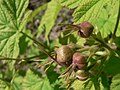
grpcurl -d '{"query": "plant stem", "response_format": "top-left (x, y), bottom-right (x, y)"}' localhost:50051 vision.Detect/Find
top-left (58, 24), bottom-right (80, 31)
top-left (21, 31), bottom-right (46, 48)
top-left (112, 3), bottom-right (120, 39)
top-left (59, 64), bottom-right (73, 78)
top-left (77, 45), bottom-right (98, 52)
top-left (20, 31), bottom-right (59, 64)
top-left (0, 55), bottom-right (41, 61)
top-left (44, 61), bottom-right (54, 73)
top-left (92, 35), bottom-right (120, 58)
top-left (96, 55), bottom-right (110, 77)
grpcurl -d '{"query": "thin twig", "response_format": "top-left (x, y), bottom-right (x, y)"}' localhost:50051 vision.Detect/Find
top-left (44, 61), bottom-right (54, 73)
top-left (37, 60), bottom-right (51, 69)
top-left (96, 55), bottom-right (110, 77)
top-left (20, 31), bottom-right (59, 64)
top-left (21, 31), bottom-right (46, 48)
top-left (0, 55), bottom-right (41, 61)
top-left (58, 24), bottom-right (80, 30)
top-left (92, 35), bottom-right (120, 58)
top-left (59, 64), bottom-right (73, 78)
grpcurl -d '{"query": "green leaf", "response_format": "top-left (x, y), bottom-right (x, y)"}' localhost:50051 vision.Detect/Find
top-left (59, 0), bottom-right (81, 9)
top-left (46, 66), bottom-right (59, 84)
top-left (95, 0), bottom-right (119, 38)
top-left (13, 76), bottom-right (24, 90)
top-left (59, 36), bottom-right (69, 45)
top-left (37, 0), bottom-right (61, 40)
top-left (71, 79), bottom-right (84, 90)
top-left (0, 0), bottom-right (29, 58)
top-left (92, 78), bottom-right (101, 90)
top-left (72, 79), bottom-right (95, 90)
top-left (76, 36), bottom-right (86, 46)
top-left (0, 80), bottom-right (6, 90)
top-left (114, 37), bottom-right (120, 48)
top-left (69, 34), bottom-right (77, 43)
top-left (100, 74), bottom-right (110, 90)
top-left (2, 0), bottom-right (29, 24)
top-left (104, 55), bottom-right (120, 76)
top-left (22, 69), bottom-right (53, 90)
top-left (28, 3), bottom-right (47, 22)
top-left (73, 0), bottom-right (100, 23)
top-left (19, 33), bottom-right (28, 54)
top-left (0, 33), bottom-right (19, 58)
top-left (110, 73), bottom-right (120, 90)
top-left (0, 0), bottom-right (30, 82)
top-left (19, 10), bottom-right (32, 31)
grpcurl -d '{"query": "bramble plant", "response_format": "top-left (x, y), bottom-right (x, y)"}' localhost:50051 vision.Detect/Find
top-left (0, 0), bottom-right (120, 90)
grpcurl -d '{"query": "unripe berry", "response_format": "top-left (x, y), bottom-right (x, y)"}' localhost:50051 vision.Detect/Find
top-left (76, 70), bottom-right (89, 81)
top-left (56, 45), bottom-right (73, 66)
top-left (78, 21), bottom-right (94, 38)
top-left (72, 52), bottom-right (87, 70)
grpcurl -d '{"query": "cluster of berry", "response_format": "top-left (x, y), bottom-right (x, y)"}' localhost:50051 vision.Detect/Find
top-left (55, 21), bottom-right (94, 81)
